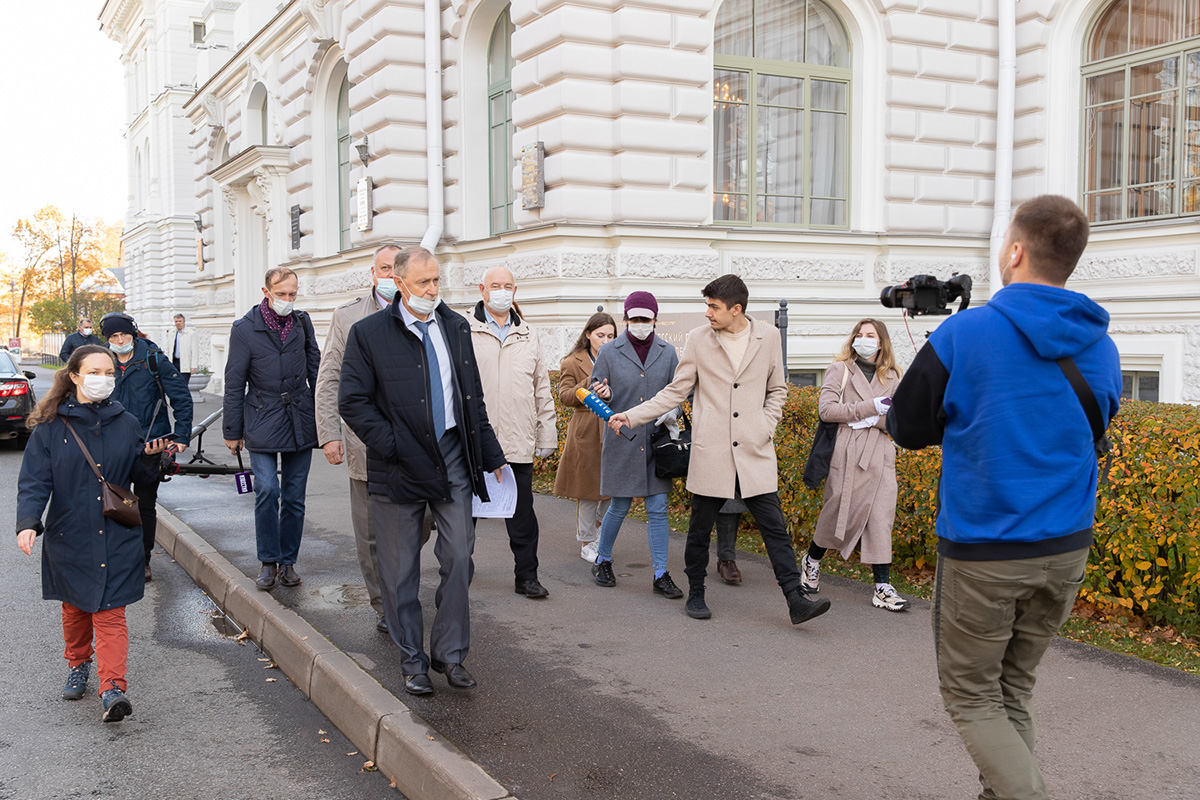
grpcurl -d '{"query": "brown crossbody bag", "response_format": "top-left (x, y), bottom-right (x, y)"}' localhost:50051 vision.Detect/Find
top-left (61, 418), bottom-right (142, 528)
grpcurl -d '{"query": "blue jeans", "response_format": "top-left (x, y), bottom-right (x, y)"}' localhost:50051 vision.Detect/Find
top-left (249, 449), bottom-right (313, 565)
top-left (597, 494), bottom-right (669, 574)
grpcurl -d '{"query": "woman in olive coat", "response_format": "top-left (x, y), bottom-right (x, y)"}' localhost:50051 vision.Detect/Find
top-left (17, 345), bottom-right (169, 723)
top-left (553, 313), bottom-right (616, 560)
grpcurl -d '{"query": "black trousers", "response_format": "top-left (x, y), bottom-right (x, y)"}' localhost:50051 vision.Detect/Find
top-left (685, 490), bottom-right (802, 595)
top-left (503, 462), bottom-right (540, 582)
top-left (134, 479), bottom-right (161, 565)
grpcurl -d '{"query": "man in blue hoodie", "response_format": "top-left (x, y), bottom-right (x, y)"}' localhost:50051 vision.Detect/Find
top-left (888, 195), bottom-right (1121, 800)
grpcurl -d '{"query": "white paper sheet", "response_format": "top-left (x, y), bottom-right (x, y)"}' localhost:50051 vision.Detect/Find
top-left (471, 465), bottom-right (517, 519)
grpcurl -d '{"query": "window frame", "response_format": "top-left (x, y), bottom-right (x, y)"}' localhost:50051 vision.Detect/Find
top-left (1080, 6), bottom-right (1200, 225)
top-left (336, 76), bottom-right (352, 251)
top-left (1121, 369), bottom-right (1161, 402)
top-left (712, 0), bottom-right (852, 231)
top-left (487, 10), bottom-right (516, 236)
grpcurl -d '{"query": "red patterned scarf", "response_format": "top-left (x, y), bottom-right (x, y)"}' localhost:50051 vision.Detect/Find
top-left (260, 297), bottom-right (295, 343)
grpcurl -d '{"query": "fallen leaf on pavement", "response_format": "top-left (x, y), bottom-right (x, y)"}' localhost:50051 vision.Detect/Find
top-left (362, 761), bottom-right (377, 772)
top-left (345, 751), bottom-right (358, 756)
top-left (320, 738), bottom-right (330, 743)
top-left (235, 631), bottom-right (249, 642)
top-left (426, 735), bottom-right (434, 741)
top-left (318, 729), bottom-right (326, 734)
top-left (264, 662), bottom-right (277, 670)
top-left (265, 678), bottom-right (277, 683)
top-left (389, 778), bottom-right (397, 789)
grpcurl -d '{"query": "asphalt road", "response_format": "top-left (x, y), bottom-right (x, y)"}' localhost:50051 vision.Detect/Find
top-left (157, 432), bottom-right (1200, 800)
top-left (0, 367), bottom-right (400, 800)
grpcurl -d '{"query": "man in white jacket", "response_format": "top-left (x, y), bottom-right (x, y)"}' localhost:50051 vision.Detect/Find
top-left (468, 266), bottom-right (557, 599)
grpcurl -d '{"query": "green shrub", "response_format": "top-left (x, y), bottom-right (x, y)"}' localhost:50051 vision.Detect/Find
top-left (536, 375), bottom-right (1200, 634)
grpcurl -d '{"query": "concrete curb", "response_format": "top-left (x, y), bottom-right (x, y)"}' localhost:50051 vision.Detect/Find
top-left (155, 507), bottom-right (515, 800)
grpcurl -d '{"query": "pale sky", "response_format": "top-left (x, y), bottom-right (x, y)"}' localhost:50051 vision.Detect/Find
top-left (0, 1), bottom-right (126, 258)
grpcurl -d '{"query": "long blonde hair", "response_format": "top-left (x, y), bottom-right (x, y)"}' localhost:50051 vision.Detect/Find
top-left (27, 345), bottom-right (116, 428)
top-left (835, 318), bottom-right (901, 385)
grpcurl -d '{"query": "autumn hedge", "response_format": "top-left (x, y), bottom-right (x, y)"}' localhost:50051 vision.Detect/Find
top-left (535, 376), bottom-right (1200, 634)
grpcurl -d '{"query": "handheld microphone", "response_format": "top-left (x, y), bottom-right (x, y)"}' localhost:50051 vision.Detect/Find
top-left (576, 387), bottom-right (636, 441)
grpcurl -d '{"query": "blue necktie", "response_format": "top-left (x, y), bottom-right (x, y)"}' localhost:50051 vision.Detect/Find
top-left (414, 320), bottom-right (446, 440)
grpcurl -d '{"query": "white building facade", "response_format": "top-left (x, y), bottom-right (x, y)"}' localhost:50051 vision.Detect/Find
top-left (102, 0), bottom-right (1200, 403)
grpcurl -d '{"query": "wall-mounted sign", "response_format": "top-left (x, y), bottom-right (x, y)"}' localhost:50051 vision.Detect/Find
top-left (290, 204), bottom-right (302, 250)
top-left (356, 177), bottom-right (373, 232)
top-left (521, 142), bottom-right (545, 210)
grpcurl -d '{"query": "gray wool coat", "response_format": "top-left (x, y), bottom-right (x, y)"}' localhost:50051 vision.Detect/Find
top-left (590, 333), bottom-right (679, 498)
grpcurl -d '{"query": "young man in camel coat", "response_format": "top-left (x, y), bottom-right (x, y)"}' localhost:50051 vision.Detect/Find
top-left (609, 274), bottom-right (831, 625)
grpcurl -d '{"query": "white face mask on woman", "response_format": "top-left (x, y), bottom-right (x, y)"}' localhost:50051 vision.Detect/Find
top-left (77, 374), bottom-right (115, 402)
top-left (853, 336), bottom-right (879, 360)
top-left (627, 323), bottom-right (654, 341)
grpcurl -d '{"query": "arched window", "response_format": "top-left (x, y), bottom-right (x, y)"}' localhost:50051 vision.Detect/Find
top-left (713, 0), bottom-right (850, 228)
top-left (488, 9), bottom-right (516, 235)
top-left (247, 82), bottom-right (269, 146)
top-left (336, 75), bottom-right (352, 250)
top-left (1083, 0), bottom-right (1200, 223)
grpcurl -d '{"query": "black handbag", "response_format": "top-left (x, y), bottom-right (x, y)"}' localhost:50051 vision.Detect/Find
top-left (802, 366), bottom-right (850, 490)
top-left (650, 410), bottom-right (691, 479)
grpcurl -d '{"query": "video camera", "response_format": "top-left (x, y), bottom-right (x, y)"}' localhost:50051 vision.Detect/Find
top-left (880, 274), bottom-right (973, 317)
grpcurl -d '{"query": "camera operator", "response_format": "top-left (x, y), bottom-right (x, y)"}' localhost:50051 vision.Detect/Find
top-left (887, 195), bottom-right (1121, 800)
top-left (102, 312), bottom-right (194, 582)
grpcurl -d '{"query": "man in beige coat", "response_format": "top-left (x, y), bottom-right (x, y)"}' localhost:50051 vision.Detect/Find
top-left (315, 243), bottom-right (407, 632)
top-left (610, 274), bottom-right (830, 624)
top-left (468, 266), bottom-right (557, 598)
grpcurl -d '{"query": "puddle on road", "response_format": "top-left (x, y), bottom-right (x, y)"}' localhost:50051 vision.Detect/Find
top-left (211, 615), bottom-right (241, 636)
top-left (317, 584), bottom-right (372, 607)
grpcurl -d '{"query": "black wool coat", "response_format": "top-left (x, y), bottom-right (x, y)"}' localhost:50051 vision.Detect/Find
top-left (222, 305), bottom-right (320, 453)
top-left (16, 399), bottom-right (160, 613)
top-left (112, 338), bottom-right (194, 443)
top-left (338, 297), bottom-right (507, 504)
top-left (60, 332), bottom-right (103, 363)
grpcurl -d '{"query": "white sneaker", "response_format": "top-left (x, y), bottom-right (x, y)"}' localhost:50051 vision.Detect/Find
top-left (801, 554), bottom-right (821, 593)
top-left (872, 583), bottom-right (910, 612)
top-left (580, 541), bottom-right (599, 563)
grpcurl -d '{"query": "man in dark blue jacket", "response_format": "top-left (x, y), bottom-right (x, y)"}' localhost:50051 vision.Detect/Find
top-left (888, 195), bottom-right (1122, 800)
top-left (60, 317), bottom-right (102, 363)
top-left (339, 246), bottom-right (506, 696)
top-left (103, 312), bottom-right (194, 581)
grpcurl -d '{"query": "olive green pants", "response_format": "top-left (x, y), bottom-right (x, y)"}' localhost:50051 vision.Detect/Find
top-left (932, 547), bottom-right (1089, 800)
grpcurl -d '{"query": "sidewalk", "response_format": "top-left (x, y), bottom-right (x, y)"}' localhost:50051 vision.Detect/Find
top-left (156, 455), bottom-right (1200, 800)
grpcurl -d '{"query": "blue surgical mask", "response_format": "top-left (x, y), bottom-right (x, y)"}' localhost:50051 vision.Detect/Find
top-left (377, 278), bottom-right (398, 302)
top-left (110, 341), bottom-right (134, 355)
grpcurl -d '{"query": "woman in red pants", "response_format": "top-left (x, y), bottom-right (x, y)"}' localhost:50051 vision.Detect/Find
top-left (16, 345), bottom-right (169, 722)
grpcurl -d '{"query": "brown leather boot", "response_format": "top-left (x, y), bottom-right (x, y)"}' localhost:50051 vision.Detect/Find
top-left (717, 560), bottom-right (742, 585)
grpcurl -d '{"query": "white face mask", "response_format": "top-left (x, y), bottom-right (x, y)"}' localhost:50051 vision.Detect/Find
top-left (270, 298), bottom-right (295, 316)
top-left (109, 341), bottom-right (134, 355)
top-left (627, 323), bottom-right (654, 341)
top-left (77, 374), bottom-right (115, 402)
top-left (81, 327), bottom-right (93, 336)
top-left (376, 278), bottom-right (398, 302)
top-left (402, 279), bottom-right (440, 316)
top-left (485, 289), bottom-right (514, 314)
top-left (853, 336), bottom-right (879, 360)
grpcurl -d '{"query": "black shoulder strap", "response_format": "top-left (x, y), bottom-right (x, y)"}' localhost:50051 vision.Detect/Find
top-left (1055, 357), bottom-right (1105, 444)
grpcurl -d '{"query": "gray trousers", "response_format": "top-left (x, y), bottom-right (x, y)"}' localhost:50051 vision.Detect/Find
top-left (932, 547), bottom-right (1089, 800)
top-left (351, 477), bottom-right (434, 616)
top-left (373, 429), bottom-right (475, 676)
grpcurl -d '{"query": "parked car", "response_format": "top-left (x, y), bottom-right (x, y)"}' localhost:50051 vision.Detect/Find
top-left (0, 351), bottom-right (38, 446)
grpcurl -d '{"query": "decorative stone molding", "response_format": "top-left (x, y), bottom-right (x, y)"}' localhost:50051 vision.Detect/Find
top-left (1074, 251), bottom-right (1197, 281)
top-left (873, 258), bottom-right (990, 286)
top-left (620, 253), bottom-right (720, 280)
top-left (561, 253), bottom-right (616, 279)
top-left (1109, 323), bottom-right (1200, 402)
top-left (506, 254), bottom-right (561, 280)
top-left (733, 257), bottom-right (862, 282)
top-left (212, 289), bottom-right (237, 307)
top-left (221, 185), bottom-right (239, 259)
top-left (300, 269), bottom-right (372, 297)
top-left (299, 0), bottom-right (333, 42)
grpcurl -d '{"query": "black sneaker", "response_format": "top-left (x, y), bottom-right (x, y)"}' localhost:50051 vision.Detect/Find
top-left (652, 572), bottom-right (683, 599)
top-left (685, 586), bottom-right (712, 619)
top-left (592, 560), bottom-right (616, 587)
top-left (62, 663), bottom-right (90, 701)
top-left (786, 587), bottom-right (831, 625)
top-left (101, 685), bottom-right (132, 723)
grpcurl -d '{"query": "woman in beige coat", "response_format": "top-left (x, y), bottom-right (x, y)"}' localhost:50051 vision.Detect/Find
top-left (552, 313), bottom-right (616, 561)
top-left (803, 319), bottom-right (909, 611)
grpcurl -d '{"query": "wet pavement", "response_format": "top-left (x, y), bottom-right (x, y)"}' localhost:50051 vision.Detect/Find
top-left (154, 442), bottom-right (1200, 800)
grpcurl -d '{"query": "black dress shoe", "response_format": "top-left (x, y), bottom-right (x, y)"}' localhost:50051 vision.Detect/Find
top-left (404, 673), bottom-right (433, 695)
top-left (514, 578), bottom-right (549, 598)
top-left (278, 564), bottom-right (301, 587)
top-left (592, 560), bottom-right (616, 587)
top-left (255, 563), bottom-right (278, 591)
top-left (431, 659), bottom-right (477, 689)
top-left (376, 615), bottom-right (389, 634)
top-left (144, 563), bottom-right (152, 582)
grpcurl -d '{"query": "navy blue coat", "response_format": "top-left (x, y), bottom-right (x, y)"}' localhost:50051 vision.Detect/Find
top-left (16, 399), bottom-right (160, 613)
top-left (112, 338), bottom-right (194, 443)
top-left (223, 305), bottom-right (320, 453)
top-left (60, 332), bottom-right (103, 363)
top-left (338, 297), bottom-right (506, 504)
